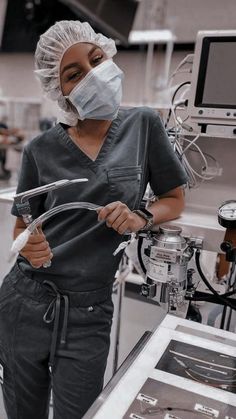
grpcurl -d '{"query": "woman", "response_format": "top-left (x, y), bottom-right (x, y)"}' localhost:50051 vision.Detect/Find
top-left (0, 20), bottom-right (187, 419)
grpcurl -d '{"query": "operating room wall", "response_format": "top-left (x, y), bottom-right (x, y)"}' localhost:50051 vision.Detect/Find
top-left (134, 0), bottom-right (236, 42)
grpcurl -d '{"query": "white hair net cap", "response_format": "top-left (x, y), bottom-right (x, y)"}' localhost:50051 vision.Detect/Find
top-left (35, 20), bottom-right (117, 124)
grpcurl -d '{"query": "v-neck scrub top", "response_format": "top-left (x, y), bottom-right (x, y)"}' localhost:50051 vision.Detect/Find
top-left (11, 106), bottom-right (187, 291)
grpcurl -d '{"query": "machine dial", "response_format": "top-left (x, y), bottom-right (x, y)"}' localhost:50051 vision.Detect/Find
top-left (218, 200), bottom-right (236, 229)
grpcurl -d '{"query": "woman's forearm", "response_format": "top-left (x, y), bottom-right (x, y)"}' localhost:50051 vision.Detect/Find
top-left (148, 190), bottom-right (185, 225)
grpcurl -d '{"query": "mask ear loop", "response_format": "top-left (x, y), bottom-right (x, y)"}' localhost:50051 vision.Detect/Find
top-left (58, 42), bottom-right (85, 116)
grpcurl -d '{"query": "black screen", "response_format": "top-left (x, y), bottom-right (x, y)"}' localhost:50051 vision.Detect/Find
top-left (61, 0), bottom-right (139, 44)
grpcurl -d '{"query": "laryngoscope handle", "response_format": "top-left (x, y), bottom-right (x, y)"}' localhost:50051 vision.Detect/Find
top-left (22, 214), bottom-right (52, 269)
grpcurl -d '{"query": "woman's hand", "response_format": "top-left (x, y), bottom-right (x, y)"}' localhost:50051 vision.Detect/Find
top-left (14, 218), bottom-right (53, 268)
top-left (20, 227), bottom-right (53, 268)
top-left (97, 201), bottom-right (146, 234)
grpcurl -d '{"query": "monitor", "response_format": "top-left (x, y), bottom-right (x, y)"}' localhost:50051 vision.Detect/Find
top-left (60, 0), bottom-right (139, 45)
top-left (187, 30), bottom-right (236, 127)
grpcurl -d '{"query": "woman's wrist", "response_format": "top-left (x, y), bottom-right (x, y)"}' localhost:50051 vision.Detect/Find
top-left (132, 213), bottom-right (147, 231)
top-left (132, 209), bottom-right (154, 231)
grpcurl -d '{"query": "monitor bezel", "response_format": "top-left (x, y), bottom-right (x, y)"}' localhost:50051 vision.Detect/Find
top-left (195, 36), bottom-right (236, 109)
top-left (187, 30), bottom-right (236, 125)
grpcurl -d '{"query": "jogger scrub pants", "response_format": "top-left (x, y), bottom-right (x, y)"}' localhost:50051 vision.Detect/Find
top-left (0, 263), bottom-right (113, 419)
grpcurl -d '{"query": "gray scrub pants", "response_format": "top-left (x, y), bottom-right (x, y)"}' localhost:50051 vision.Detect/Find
top-left (0, 263), bottom-right (113, 419)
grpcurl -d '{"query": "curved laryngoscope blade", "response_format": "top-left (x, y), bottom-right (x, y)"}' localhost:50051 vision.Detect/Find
top-left (12, 179), bottom-right (89, 268)
top-left (11, 202), bottom-right (102, 260)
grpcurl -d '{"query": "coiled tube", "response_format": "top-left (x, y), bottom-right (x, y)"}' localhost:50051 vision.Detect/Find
top-left (11, 201), bottom-right (102, 255)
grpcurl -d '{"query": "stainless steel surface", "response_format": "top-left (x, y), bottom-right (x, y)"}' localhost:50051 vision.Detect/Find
top-left (154, 224), bottom-right (186, 249)
top-left (82, 315), bottom-right (236, 419)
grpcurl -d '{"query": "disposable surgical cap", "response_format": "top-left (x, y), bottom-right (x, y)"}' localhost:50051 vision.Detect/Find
top-left (35, 20), bottom-right (117, 116)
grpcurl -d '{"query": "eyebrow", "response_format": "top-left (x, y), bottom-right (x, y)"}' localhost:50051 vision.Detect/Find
top-left (61, 46), bottom-right (102, 76)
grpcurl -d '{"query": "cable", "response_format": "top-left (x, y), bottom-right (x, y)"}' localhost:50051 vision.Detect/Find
top-left (167, 87), bottom-right (222, 188)
top-left (180, 137), bottom-right (214, 180)
top-left (226, 263), bottom-right (236, 330)
top-left (171, 81), bottom-right (191, 106)
top-left (165, 81), bottom-right (191, 128)
top-left (165, 55), bottom-right (222, 190)
top-left (220, 305), bottom-right (228, 329)
top-left (175, 140), bottom-right (206, 187)
top-left (195, 249), bottom-right (236, 310)
top-left (183, 146), bottom-right (222, 177)
top-left (137, 236), bottom-right (147, 275)
top-left (174, 131), bottom-right (222, 187)
top-left (221, 262), bottom-right (236, 329)
top-left (165, 89), bottom-right (221, 187)
top-left (168, 53), bottom-right (194, 84)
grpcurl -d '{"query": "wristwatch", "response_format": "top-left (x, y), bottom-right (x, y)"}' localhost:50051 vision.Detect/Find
top-left (133, 208), bottom-right (154, 231)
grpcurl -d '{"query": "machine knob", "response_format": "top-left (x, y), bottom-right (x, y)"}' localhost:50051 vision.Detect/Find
top-left (140, 282), bottom-right (156, 298)
top-left (220, 241), bottom-right (236, 262)
top-left (220, 241), bottom-right (232, 253)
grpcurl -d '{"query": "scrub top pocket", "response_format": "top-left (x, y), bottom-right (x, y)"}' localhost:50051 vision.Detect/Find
top-left (107, 166), bottom-right (142, 209)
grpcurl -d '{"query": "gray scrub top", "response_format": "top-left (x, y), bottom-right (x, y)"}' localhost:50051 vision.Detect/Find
top-left (11, 106), bottom-right (187, 291)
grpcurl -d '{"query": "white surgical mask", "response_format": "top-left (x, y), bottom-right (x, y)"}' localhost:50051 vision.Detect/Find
top-left (65, 59), bottom-right (124, 121)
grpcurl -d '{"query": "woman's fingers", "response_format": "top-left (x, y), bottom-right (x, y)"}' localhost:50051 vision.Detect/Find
top-left (19, 229), bottom-right (53, 268)
top-left (29, 252), bottom-right (53, 269)
top-left (98, 201), bottom-right (145, 234)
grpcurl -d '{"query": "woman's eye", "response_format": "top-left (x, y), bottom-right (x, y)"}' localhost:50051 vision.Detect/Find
top-left (92, 55), bottom-right (103, 65)
top-left (67, 71), bottom-right (81, 81)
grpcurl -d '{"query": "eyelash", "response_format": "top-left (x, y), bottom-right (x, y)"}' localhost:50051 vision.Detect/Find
top-left (67, 72), bottom-right (81, 81)
top-left (92, 54), bottom-right (103, 64)
top-left (67, 55), bottom-right (103, 81)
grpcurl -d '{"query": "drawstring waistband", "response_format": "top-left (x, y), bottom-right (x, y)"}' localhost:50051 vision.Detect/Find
top-left (42, 280), bottom-right (69, 373)
top-left (11, 263), bottom-right (113, 373)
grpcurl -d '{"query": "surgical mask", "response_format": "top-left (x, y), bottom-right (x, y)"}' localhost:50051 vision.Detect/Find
top-left (65, 59), bottom-right (124, 121)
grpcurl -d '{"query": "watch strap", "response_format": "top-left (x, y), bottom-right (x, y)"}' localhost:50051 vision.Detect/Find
top-left (133, 209), bottom-right (154, 231)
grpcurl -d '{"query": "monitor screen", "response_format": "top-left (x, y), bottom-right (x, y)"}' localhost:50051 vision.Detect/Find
top-left (195, 37), bottom-right (236, 109)
top-left (187, 31), bottom-right (236, 130)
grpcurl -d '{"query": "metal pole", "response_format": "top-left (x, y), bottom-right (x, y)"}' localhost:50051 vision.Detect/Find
top-left (144, 41), bottom-right (154, 103)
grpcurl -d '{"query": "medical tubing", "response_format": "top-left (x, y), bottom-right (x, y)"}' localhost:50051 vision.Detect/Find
top-left (27, 202), bottom-right (102, 233)
top-left (220, 305), bottom-right (227, 329)
top-left (220, 263), bottom-right (236, 329)
top-left (11, 202), bottom-right (102, 254)
top-left (137, 236), bottom-right (147, 275)
top-left (165, 81), bottom-right (191, 128)
top-left (195, 249), bottom-right (236, 310)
